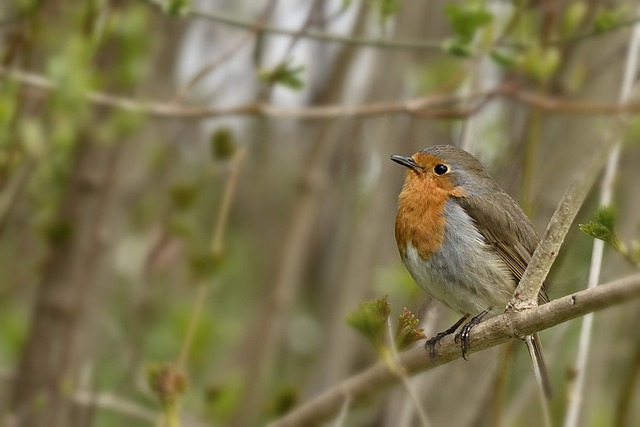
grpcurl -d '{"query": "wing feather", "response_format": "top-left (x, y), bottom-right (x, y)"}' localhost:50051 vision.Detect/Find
top-left (456, 192), bottom-right (549, 303)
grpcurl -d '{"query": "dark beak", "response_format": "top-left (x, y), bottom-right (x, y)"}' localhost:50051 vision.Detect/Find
top-left (390, 155), bottom-right (422, 171)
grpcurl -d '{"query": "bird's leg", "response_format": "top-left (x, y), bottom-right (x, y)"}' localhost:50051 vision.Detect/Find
top-left (424, 314), bottom-right (469, 362)
top-left (455, 308), bottom-right (491, 360)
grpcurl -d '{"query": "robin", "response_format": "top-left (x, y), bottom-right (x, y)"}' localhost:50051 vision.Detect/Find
top-left (391, 144), bottom-right (551, 396)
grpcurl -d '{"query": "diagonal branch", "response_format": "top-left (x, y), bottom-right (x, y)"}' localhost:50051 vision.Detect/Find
top-left (508, 136), bottom-right (616, 310)
top-left (268, 273), bottom-right (640, 427)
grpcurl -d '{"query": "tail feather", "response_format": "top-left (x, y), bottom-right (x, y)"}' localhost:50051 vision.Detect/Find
top-left (526, 333), bottom-right (552, 398)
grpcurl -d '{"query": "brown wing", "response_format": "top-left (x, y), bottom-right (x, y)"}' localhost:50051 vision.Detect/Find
top-left (456, 193), bottom-right (549, 303)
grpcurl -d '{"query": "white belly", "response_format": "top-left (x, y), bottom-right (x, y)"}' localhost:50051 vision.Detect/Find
top-left (400, 201), bottom-right (515, 316)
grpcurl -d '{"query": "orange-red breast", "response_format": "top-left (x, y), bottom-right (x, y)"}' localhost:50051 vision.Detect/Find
top-left (391, 144), bottom-right (551, 396)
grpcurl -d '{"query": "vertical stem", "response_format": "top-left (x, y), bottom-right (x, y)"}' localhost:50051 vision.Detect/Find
top-left (614, 332), bottom-right (640, 427)
top-left (524, 336), bottom-right (552, 427)
top-left (175, 283), bottom-right (209, 372)
top-left (563, 12), bottom-right (640, 427)
top-left (176, 147), bottom-right (246, 371)
top-left (332, 396), bottom-right (352, 427)
top-left (164, 402), bottom-right (180, 427)
top-left (386, 318), bottom-right (432, 427)
top-left (491, 342), bottom-right (515, 427)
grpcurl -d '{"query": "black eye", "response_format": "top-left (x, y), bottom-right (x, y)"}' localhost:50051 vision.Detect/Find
top-left (434, 164), bottom-right (448, 175)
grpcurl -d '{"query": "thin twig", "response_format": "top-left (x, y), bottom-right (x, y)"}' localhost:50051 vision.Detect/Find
top-left (9, 67), bottom-right (640, 119)
top-left (504, 323), bottom-right (571, 425)
top-left (613, 328), bottom-right (640, 427)
top-left (332, 395), bottom-right (351, 427)
top-left (175, 283), bottom-right (208, 372)
top-left (140, 0), bottom-right (640, 52)
top-left (268, 273), bottom-right (640, 427)
top-left (210, 147), bottom-right (246, 258)
top-left (172, 2), bottom-right (277, 103)
top-left (545, 17), bottom-right (640, 47)
top-left (386, 318), bottom-right (431, 427)
top-left (73, 390), bottom-right (157, 423)
top-left (141, 0), bottom-right (442, 51)
top-left (563, 10), bottom-right (640, 427)
top-left (176, 147), bottom-right (246, 371)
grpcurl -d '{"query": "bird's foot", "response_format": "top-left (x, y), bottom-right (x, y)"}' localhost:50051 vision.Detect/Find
top-left (454, 309), bottom-right (490, 360)
top-left (424, 315), bottom-right (468, 363)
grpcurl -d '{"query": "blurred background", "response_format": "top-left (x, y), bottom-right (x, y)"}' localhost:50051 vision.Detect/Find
top-left (1, 0), bottom-right (640, 426)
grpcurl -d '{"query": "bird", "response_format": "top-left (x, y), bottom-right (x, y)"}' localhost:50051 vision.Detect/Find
top-left (391, 144), bottom-right (551, 396)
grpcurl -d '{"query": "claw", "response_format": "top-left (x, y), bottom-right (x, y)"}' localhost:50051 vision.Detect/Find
top-left (424, 315), bottom-right (468, 363)
top-left (425, 331), bottom-right (448, 363)
top-left (455, 309), bottom-right (490, 360)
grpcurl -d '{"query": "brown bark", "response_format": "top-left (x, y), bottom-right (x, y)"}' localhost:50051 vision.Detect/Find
top-left (10, 139), bottom-right (121, 427)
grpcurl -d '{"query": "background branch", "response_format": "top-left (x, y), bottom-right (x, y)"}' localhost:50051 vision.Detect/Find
top-left (269, 273), bottom-right (640, 427)
top-left (140, 0), bottom-right (640, 51)
top-left (7, 67), bottom-right (640, 120)
top-left (141, 0), bottom-right (442, 51)
top-left (563, 10), bottom-right (640, 427)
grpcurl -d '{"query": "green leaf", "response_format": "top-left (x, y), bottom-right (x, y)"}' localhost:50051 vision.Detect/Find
top-left (593, 6), bottom-right (629, 34)
top-left (490, 49), bottom-right (519, 68)
top-left (166, 0), bottom-right (190, 16)
top-left (562, 2), bottom-right (588, 37)
top-left (521, 45), bottom-right (560, 82)
top-left (43, 219), bottom-right (74, 245)
top-left (266, 386), bottom-right (299, 417)
top-left (444, 4), bottom-right (492, 44)
top-left (579, 206), bottom-right (622, 250)
top-left (204, 379), bottom-right (244, 421)
top-left (188, 248), bottom-right (225, 279)
top-left (341, 0), bottom-right (354, 10)
top-left (259, 60), bottom-right (305, 91)
top-left (375, 0), bottom-right (402, 22)
top-left (442, 38), bottom-right (474, 58)
top-left (210, 127), bottom-right (236, 160)
top-left (346, 295), bottom-right (391, 353)
top-left (170, 184), bottom-right (199, 211)
top-left (395, 307), bottom-right (426, 350)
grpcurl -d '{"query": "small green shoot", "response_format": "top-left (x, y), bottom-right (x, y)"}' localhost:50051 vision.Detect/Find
top-left (259, 60), bottom-right (305, 91)
top-left (395, 307), bottom-right (427, 350)
top-left (347, 295), bottom-right (391, 355)
top-left (580, 206), bottom-right (640, 268)
top-left (579, 206), bottom-right (622, 251)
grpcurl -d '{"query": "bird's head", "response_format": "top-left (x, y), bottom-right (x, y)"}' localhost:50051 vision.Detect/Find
top-left (391, 145), bottom-right (494, 200)
top-left (391, 145), bottom-right (488, 202)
